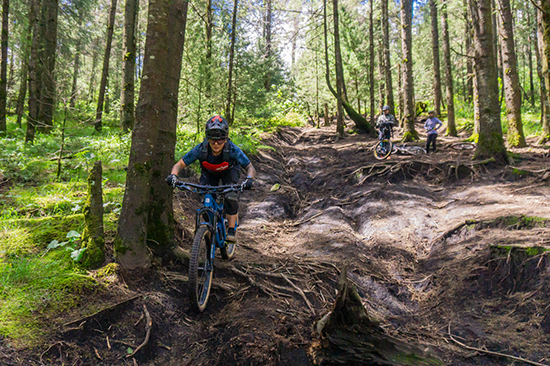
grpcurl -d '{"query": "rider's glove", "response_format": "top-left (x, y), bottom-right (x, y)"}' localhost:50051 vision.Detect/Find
top-left (165, 174), bottom-right (178, 188)
top-left (242, 177), bottom-right (254, 190)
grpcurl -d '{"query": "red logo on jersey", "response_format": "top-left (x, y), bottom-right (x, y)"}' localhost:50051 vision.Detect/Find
top-left (202, 161), bottom-right (229, 172)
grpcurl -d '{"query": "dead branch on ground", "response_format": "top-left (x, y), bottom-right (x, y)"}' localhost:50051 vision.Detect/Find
top-left (127, 305), bottom-right (152, 358)
top-left (62, 295), bottom-right (140, 329)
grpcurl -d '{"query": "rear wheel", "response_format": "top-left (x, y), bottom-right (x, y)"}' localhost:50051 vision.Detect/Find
top-left (374, 139), bottom-right (393, 160)
top-left (403, 146), bottom-right (426, 155)
top-left (189, 225), bottom-right (213, 312)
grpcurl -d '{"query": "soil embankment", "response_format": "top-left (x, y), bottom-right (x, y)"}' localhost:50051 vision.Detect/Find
top-left (2, 124), bottom-right (549, 365)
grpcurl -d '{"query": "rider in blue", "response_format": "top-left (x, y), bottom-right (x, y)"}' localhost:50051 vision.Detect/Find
top-left (166, 115), bottom-right (257, 243)
top-left (424, 110), bottom-right (443, 153)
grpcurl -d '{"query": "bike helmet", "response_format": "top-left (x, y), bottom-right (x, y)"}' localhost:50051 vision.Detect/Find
top-left (428, 110), bottom-right (435, 114)
top-left (205, 115), bottom-right (229, 139)
top-left (382, 105), bottom-right (390, 111)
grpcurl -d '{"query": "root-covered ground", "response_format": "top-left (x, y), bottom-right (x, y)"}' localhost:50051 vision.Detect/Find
top-left (1, 122), bottom-right (549, 365)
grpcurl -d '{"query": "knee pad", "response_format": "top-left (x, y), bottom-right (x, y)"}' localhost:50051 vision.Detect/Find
top-left (225, 192), bottom-right (239, 215)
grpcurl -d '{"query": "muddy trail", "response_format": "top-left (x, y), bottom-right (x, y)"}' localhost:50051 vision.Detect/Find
top-left (2, 124), bottom-right (550, 366)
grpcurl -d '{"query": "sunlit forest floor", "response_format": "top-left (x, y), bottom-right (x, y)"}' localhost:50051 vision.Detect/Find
top-left (1, 119), bottom-right (550, 365)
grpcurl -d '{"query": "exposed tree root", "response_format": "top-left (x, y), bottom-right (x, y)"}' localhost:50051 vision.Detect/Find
top-left (127, 305), bottom-right (152, 358)
top-left (309, 269), bottom-right (443, 365)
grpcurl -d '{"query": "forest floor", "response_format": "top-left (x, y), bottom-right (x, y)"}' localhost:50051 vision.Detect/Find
top-left (1, 120), bottom-right (550, 366)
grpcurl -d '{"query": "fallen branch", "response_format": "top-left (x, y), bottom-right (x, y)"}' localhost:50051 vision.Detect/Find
top-left (127, 305), bottom-right (152, 358)
top-left (290, 212), bottom-right (323, 227)
top-left (447, 323), bottom-right (549, 366)
top-left (63, 294), bottom-right (140, 328)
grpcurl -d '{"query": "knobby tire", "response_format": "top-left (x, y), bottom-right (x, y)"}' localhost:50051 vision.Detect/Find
top-left (374, 139), bottom-right (393, 160)
top-left (189, 225), bottom-right (213, 312)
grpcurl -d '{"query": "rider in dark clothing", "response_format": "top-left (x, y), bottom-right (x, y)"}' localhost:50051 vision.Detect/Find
top-left (166, 115), bottom-right (256, 243)
top-left (376, 105), bottom-right (396, 140)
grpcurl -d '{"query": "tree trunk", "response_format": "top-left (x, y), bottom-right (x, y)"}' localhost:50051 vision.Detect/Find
top-left (430, 0), bottom-right (442, 117)
top-left (120, 0), bottom-right (139, 132)
top-left (441, 0), bottom-right (456, 136)
top-left (225, 0), bottom-right (238, 124)
top-left (377, 38), bottom-right (385, 111)
top-left (204, 0), bottom-right (213, 102)
top-left (496, 0), bottom-right (526, 147)
top-left (15, 63), bottom-right (27, 128)
top-left (309, 269), bottom-right (442, 365)
top-left (0, 0), bottom-right (8, 133)
top-left (323, 0), bottom-right (371, 133)
top-left (527, 8), bottom-right (535, 106)
top-left (333, 0), bottom-right (345, 136)
top-left (69, 13), bottom-right (83, 109)
top-left (25, 0), bottom-right (41, 143)
top-left (36, 0), bottom-right (58, 134)
top-left (81, 161), bottom-right (105, 268)
top-left (369, 0), bottom-right (375, 125)
top-left (465, 0), bottom-right (474, 102)
top-left (324, 103), bottom-right (329, 126)
top-left (400, 0), bottom-right (417, 141)
top-left (469, 0), bottom-right (508, 164)
top-left (115, 0), bottom-right (188, 269)
top-left (535, 3), bottom-right (549, 138)
top-left (381, 0), bottom-right (395, 116)
top-left (539, 0), bottom-right (550, 143)
top-left (398, 62), bottom-right (403, 125)
top-left (95, 0), bottom-right (117, 133)
top-left (264, 0), bottom-right (272, 91)
top-left (88, 37), bottom-right (99, 103)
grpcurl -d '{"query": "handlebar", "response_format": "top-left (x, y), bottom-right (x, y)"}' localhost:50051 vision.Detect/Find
top-left (175, 181), bottom-right (244, 194)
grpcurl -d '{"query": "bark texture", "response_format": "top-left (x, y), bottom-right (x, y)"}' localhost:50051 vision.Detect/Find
top-left (332, 0), bottom-right (345, 136)
top-left (81, 161), bottom-right (105, 268)
top-left (25, 0), bottom-right (41, 143)
top-left (369, 0), bottom-right (375, 125)
top-left (309, 269), bottom-right (442, 365)
top-left (535, 3), bottom-right (549, 140)
top-left (400, 0), bottom-right (417, 141)
top-left (496, 0), bottom-right (526, 147)
top-left (116, 0), bottom-right (188, 269)
top-left (95, 0), bottom-right (117, 132)
top-left (441, 0), bottom-right (456, 136)
top-left (381, 0), bottom-right (395, 116)
top-left (120, 0), bottom-right (139, 132)
top-left (0, 0), bottom-right (8, 133)
top-left (469, 0), bottom-right (508, 164)
top-left (539, 0), bottom-right (550, 142)
top-left (36, 0), bottom-right (58, 134)
top-left (225, 0), bottom-right (238, 124)
top-left (430, 0), bottom-right (442, 117)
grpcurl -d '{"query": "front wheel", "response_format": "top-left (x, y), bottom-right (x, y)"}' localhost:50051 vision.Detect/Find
top-left (189, 225), bottom-right (214, 312)
top-left (374, 139), bottom-right (393, 160)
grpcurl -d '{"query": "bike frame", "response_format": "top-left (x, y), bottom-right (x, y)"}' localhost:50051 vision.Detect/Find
top-left (195, 193), bottom-right (228, 259)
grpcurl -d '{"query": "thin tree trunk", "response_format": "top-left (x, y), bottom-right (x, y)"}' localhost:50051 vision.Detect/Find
top-left (527, 11), bottom-right (534, 106)
top-left (0, 0), bottom-right (9, 133)
top-left (539, 0), bottom-right (550, 142)
top-left (535, 3), bottom-right (548, 133)
top-left (95, 0), bottom-right (117, 133)
top-left (465, 0), bottom-right (474, 102)
top-left (70, 12), bottom-right (83, 109)
top-left (332, 0), bottom-right (345, 136)
top-left (369, 0), bottom-right (375, 125)
top-left (204, 0), bottom-right (212, 100)
top-left (377, 39), bottom-right (385, 111)
top-left (469, 0), bottom-right (508, 163)
top-left (25, 0), bottom-right (40, 143)
top-left (116, 0), bottom-right (188, 269)
top-left (496, 0), bottom-right (526, 147)
top-left (442, 0), bottom-right (456, 136)
top-left (354, 70), bottom-right (360, 114)
top-left (400, 0), bottom-right (417, 141)
top-left (264, 0), bottom-right (272, 91)
top-left (381, 0), bottom-right (394, 116)
top-left (36, 0), bottom-right (58, 134)
top-left (225, 0), bottom-right (238, 124)
top-left (398, 62), bottom-right (403, 125)
top-left (430, 0), bottom-right (442, 116)
top-left (16, 5), bottom-right (33, 129)
top-left (120, 0), bottom-right (139, 132)
top-left (88, 37), bottom-right (99, 103)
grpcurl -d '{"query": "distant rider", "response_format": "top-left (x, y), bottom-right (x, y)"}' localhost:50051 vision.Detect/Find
top-left (423, 110), bottom-right (443, 153)
top-left (166, 115), bottom-right (257, 243)
top-left (376, 105), bottom-right (396, 141)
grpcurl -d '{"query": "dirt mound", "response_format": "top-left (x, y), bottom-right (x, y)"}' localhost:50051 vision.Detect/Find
top-left (2, 125), bottom-right (550, 366)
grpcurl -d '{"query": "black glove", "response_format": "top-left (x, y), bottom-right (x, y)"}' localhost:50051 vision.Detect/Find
top-left (242, 177), bottom-right (254, 190)
top-left (165, 174), bottom-right (178, 187)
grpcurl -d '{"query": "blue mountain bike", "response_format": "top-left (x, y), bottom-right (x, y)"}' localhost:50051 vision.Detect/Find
top-left (175, 181), bottom-right (244, 312)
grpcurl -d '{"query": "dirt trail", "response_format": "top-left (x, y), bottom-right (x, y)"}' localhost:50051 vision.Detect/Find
top-left (2, 124), bottom-right (550, 366)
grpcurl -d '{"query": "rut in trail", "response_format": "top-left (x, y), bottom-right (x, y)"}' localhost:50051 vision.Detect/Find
top-left (13, 125), bottom-right (549, 366)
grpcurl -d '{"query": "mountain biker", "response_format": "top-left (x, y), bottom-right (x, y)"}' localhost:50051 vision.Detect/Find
top-left (166, 115), bottom-right (257, 243)
top-left (376, 105), bottom-right (396, 141)
top-left (423, 110), bottom-right (443, 153)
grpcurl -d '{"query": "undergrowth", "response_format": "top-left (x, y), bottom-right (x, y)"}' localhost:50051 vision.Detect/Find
top-left (0, 110), bottom-right (304, 345)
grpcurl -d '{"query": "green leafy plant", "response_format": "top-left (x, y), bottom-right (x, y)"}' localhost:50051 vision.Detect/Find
top-left (47, 230), bottom-right (86, 262)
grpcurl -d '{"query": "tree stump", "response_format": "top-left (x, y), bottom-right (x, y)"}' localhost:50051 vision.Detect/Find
top-left (309, 269), bottom-right (442, 366)
top-left (81, 161), bottom-right (105, 268)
